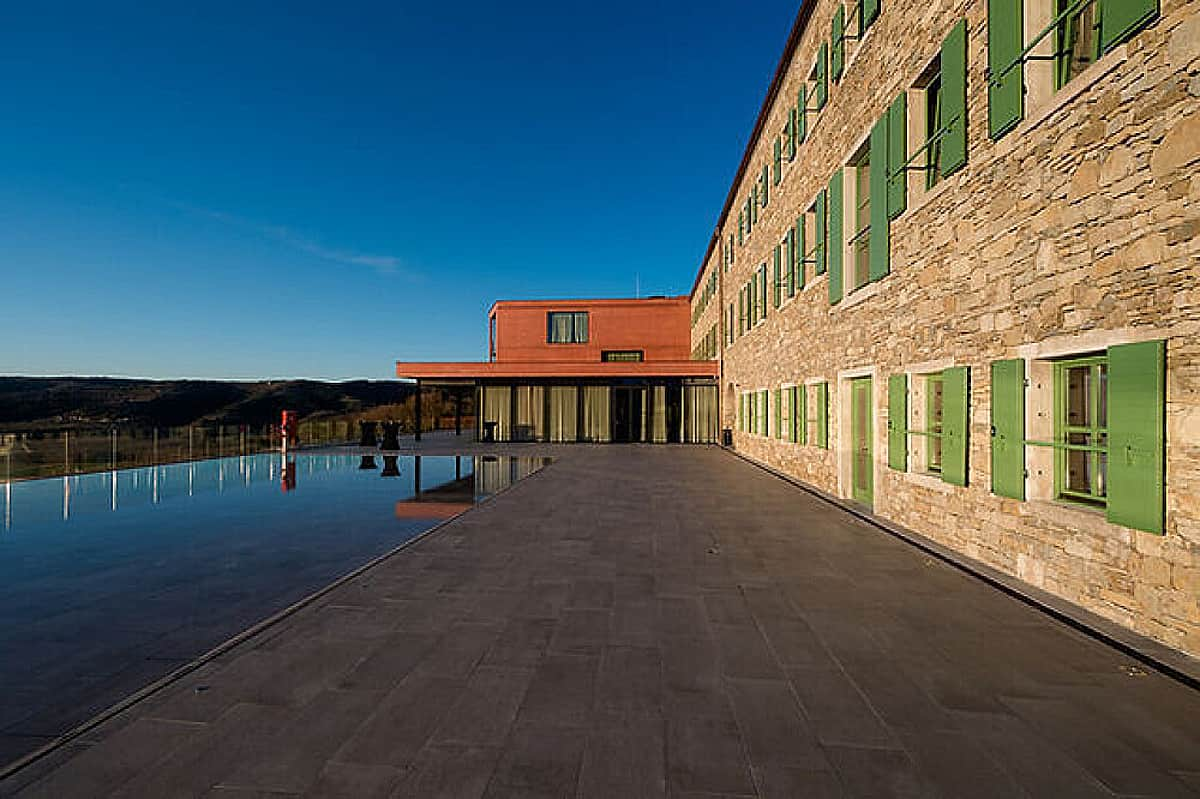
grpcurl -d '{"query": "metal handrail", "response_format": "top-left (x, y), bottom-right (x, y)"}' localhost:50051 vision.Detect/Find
top-left (988, 0), bottom-right (1095, 86)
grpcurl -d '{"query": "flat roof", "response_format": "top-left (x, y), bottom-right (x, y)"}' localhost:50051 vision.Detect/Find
top-left (395, 359), bottom-right (719, 381)
top-left (487, 296), bottom-right (687, 315)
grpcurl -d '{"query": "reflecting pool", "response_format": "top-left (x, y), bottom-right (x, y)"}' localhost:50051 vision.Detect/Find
top-left (0, 451), bottom-right (549, 767)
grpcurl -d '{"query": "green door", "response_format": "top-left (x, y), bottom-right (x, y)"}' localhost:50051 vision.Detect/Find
top-left (851, 377), bottom-right (874, 506)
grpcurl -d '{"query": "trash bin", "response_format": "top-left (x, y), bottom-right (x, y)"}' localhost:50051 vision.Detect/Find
top-left (722, 428), bottom-right (733, 447)
top-left (482, 421), bottom-right (498, 443)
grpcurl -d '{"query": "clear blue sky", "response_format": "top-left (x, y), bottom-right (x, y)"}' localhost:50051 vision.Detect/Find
top-left (1, 1), bottom-right (799, 380)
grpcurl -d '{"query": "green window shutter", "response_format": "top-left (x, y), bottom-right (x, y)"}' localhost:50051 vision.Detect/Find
top-left (1107, 339), bottom-right (1165, 534)
top-left (759, 266), bottom-right (768, 319)
top-left (863, 0), bottom-right (880, 30)
top-left (1101, 0), bottom-right (1158, 53)
top-left (831, 6), bottom-right (845, 82)
top-left (887, 93), bottom-right (907, 219)
top-left (869, 115), bottom-right (890, 282)
top-left (794, 217), bottom-right (806, 289)
top-left (787, 387), bottom-right (797, 443)
top-left (797, 385), bottom-right (808, 444)
top-left (761, 165), bottom-right (770, 207)
top-left (797, 85), bottom-right (808, 143)
top-left (773, 139), bottom-right (783, 186)
top-left (990, 359), bottom-right (1025, 500)
top-left (751, 187), bottom-right (759, 224)
top-left (816, 382), bottom-right (829, 448)
top-left (987, 0), bottom-right (1024, 139)
top-left (814, 190), bottom-right (826, 276)
top-left (942, 366), bottom-right (970, 487)
top-left (772, 247), bottom-right (782, 309)
top-left (775, 389), bottom-right (783, 439)
top-left (816, 43), bottom-right (829, 110)
top-left (941, 19), bottom-right (968, 175)
top-left (761, 390), bottom-right (769, 435)
top-left (738, 210), bottom-right (745, 245)
top-left (827, 172), bottom-right (843, 304)
top-left (788, 108), bottom-right (798, 159)
top-left (785, 228), bottom-right (796, 297)
top-left (888, 373), bottom-right (908, 471)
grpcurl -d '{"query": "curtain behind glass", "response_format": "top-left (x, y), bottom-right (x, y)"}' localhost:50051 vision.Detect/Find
top-left (574, 312), bottom-right (589, 343)
top-left (685, 384), bottom-right (718, 443)
top-left (513, 385), bottom-right (545, 442)
top-left (550, 313), bottom-right (573, 343)
top-left (548, 386), bottom-right (578, 442)
top-left (581, 386), bottom-right (610, 442)
top-left (651, 385), bottom-right (667, 443)
top-left (483, 386), bottom-right (512, 441)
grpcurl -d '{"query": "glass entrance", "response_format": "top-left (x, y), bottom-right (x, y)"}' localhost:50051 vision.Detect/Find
top-left (611, 387), bottom-right (644, 443)
top-left (851, 377), bottom-right (873, 507)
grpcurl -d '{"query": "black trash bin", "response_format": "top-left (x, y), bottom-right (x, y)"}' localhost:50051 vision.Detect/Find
top-left (482, 421), bottom-right (498, 443)
top-left (722, 428), bottom-right (733, 447)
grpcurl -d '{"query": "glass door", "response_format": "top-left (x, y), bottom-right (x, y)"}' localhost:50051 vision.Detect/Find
top-left (851, 377), bottom-right (873, 507)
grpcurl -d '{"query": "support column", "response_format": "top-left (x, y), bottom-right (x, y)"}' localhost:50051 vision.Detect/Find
top-left (414, 380), bottom-right (423, 442)
top-left (455, 390), bottom-right (462, 437)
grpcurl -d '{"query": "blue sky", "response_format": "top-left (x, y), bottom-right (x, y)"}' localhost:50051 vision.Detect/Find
top-left (1, 1), bottom-right (799, 380)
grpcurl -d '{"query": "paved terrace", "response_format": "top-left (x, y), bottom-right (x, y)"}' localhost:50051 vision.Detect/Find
top-left (3, 443), bottom-right (1199, 798)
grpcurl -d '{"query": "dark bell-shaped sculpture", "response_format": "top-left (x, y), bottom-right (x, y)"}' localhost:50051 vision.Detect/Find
top-left (359, 420), bottom-right (378, 448)
top-left (381, 454), bottom-right (401, 477)
top-left (358, 455), bottom-right (378, 470)
top-left (380, 420), bottom-right (401, 451)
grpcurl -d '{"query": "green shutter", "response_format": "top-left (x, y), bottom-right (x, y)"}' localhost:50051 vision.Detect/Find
top-left (888, 374), bottom-right (908, 471)
top-left (793, 217), bottom-right (805, 290)
top-left (797, 84), bottom-right (808, 143)
top-left (796, 385), bottom-right (808, 444)
top-left (863, 0), bottom-right (880, 30)
top-left (816, 382), bottom-right (829, 448)
top-left (887, 93), bottom-right (907, 219)
top-left (816, 43), bottom-right (829, 109)
top-left (814, 190), bottom-right (826, 276)
top-left (738, 210), bottom-right (745, 245)
top-left (987, 0), bottom-right (1024, 139)
top-left (775, 389), bottom-right (783, 439)
top-left (785, 228), bottom-right (796, 297)
top-left (942, 366), bottom-right (969, 486)
top-left (772, 247), bottom-right (782, 309)
top-left (759, 266), bottom-right (768, 320)
top-left (828, 171), bottom-right (843, 304)
top-left (774, 138), bottom-right (783, 185)
top-left (788, 108), bottom-right (798, 159)
top-left (1101, 0), bottom-right (1158, 53)
top-left (751, 187), bottom-right (759, 224)
top-left (869, 115), bottom-right (890, 282)
top-left (1107, 340), bottom-right (1165, 534)
top-left (990, 359), bottom-right (1025, 500)
top-left (941, 19), bottom-right (968, 175)
top-left (831, 6), bottom-right (845, 82)
top-left (761, 164), bottom-right (770, 207)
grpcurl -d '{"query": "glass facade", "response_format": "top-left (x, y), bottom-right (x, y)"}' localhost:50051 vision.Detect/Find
top-left (476, 380), bottom-right (719, 444)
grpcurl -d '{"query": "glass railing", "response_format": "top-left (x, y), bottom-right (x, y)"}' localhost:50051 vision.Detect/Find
top-left (0, 422), bottom-right (354, 482)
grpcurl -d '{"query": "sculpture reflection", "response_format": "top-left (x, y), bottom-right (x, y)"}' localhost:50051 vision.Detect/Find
top-left (381, 455), bottom-right (401, 477)
top-left (358, 455), bottom-right (378, 470)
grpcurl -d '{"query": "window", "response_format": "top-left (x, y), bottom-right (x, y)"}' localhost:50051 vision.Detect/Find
top-left (808, 382), bottom-right (830, 448)
top-left (905, 21), bottom-right (968, 196)
top-left (603, 350), bottom-right (644, 362)
top-left (987, 0), bottom-right (1158, 139)
top-left (992, 341), bottom-right (1165, 533)
top-left (1055, 355), bottom-right (1108, 506)
top-left (773, 138), bottom-right (783, 186)
top-left (772, 245), bottom-right (783, 309)
top-left (489, 315), bottom-right (497, 361)
top-left (757, 265), bottom-right (768, 322)
top-left (888, 368), bottom-right (969, 486)
top-left (848, 145), bottom-right (872, 292)
top-left (547, 311), bottom-right (589, 343)
top-left (808, 44), bottom-right (829, 116)
top-left (802, 192), bottom-right (826, 278)
top-left (1055, 0), bottom-right (1098, 88)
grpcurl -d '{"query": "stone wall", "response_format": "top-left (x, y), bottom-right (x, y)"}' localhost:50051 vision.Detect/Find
top-left (691, 0), bottom-right (1200, 656)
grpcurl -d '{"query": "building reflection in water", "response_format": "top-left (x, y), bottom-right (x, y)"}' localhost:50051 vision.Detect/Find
top-left (1, 453), bottom-right (550, 532)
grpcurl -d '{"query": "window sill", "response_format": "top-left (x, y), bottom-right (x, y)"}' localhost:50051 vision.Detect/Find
top-left (804, 274), bottom-right (828, 294)
top-left (841, 23), bottom-right (878, 81)
top-left (900, 470), bottom-right (953, 493)
top-left (902, 171), bottom-right (956, 220)
top-left (836, 279), bottom-right (880, 310)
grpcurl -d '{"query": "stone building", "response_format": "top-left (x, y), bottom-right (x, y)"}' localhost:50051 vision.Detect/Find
top-left (689, 0), bottom-right (1200, 657)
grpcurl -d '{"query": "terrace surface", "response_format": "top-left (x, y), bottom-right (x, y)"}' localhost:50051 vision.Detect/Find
top-left (3, 442), bottom-right (1200, 797)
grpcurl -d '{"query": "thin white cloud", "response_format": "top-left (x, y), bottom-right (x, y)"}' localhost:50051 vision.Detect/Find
top-left (177, 203), bottom-right (414, 278)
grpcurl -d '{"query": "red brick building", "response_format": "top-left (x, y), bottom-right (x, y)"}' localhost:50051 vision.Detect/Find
top-left (396, 297), bottom-right (719, 443)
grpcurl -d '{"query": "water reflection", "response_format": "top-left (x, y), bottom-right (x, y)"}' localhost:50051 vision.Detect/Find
top-left (0, 451), bottom-right (551, 767)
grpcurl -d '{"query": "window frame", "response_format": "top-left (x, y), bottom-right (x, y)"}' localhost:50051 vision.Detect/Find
top-left (546, 311), bottom-right (589, 344)
top-left (1054, 353), bottom-right (1109, 508)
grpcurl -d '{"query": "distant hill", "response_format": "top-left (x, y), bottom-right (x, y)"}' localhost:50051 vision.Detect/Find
top-left (0, 377), bottom-right (420, 431)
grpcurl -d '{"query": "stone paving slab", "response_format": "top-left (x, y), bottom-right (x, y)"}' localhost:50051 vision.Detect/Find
top-left (3, 443), bottom-right (1200, 797)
